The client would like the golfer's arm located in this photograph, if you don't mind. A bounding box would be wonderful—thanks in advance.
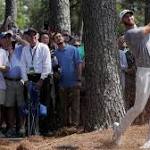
[143,24,150,35]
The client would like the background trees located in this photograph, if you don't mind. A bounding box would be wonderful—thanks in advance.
[0,0,146,33]
[49,0,71,32]
[0,0,17,31]
[0,0,148,130]
[5,0,17,23]
[145,0,150,24]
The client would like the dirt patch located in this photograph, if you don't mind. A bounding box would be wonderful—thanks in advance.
[0,124,149,150]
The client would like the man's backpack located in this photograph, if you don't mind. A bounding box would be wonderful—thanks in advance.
[125,50,135,68]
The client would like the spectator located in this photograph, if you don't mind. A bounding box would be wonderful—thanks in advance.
[72,37,85,126]
[40,30,57,132]
[4,31,28,137]
[53,32,83,128]
[21,28,53,134]
[118,36,128,91]
[0,33,9,137]
[39,31,50,46]
[73,38,84,58]
[62,30,73,44]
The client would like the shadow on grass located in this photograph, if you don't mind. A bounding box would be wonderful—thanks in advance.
[94,138,120,150]
[54,145,79,150]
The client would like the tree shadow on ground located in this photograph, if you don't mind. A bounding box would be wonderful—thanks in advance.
[94,138,120,150]
[54,145,79,150]
[55,126,84,137]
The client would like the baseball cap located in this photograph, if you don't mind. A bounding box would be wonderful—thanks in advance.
[119,9,134,21]
[0,32,6,39]
[25,28,38,36]
[0,32,12,39]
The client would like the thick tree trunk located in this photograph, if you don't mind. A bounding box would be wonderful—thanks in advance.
[0,0,17,32]
[49,0,71,33]
[5,0,17,23]
[82,0,125,130]
[145,0,150,24]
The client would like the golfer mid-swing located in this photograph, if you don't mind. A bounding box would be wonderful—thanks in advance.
[113,9,150,148]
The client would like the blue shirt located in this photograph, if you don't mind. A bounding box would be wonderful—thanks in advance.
[55,45,82,88]
[5,45,24,79]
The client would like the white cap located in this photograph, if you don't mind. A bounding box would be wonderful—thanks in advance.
[119,9,134,21]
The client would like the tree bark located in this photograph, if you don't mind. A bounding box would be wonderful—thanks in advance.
[145,0,150,24]
[49,0,71,33]
[0,0,17,31]
[82,0,125,131]
[5,0,17,23]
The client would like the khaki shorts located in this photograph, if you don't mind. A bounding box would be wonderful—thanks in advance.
[0,90,5,105]
[5,80,24,107]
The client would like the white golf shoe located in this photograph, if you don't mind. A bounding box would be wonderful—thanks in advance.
[112,122,122,145]
[140,140,150,149]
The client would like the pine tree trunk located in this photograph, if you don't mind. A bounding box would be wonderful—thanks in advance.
[82,0,125,130]
[145,0,150,24]
[0,0,17,31]
[49,0,71,33]
[5,0,17,23]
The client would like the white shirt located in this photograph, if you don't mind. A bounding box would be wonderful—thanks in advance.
[119,49,128,90]
[21,42,52,82]
[119,49,128,71]
[0,48,9,90]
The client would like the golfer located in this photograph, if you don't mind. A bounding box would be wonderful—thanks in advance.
[113,9,150,148]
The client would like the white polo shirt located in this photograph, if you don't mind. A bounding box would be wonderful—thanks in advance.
[21,42,52,82]
[0,48,9,90]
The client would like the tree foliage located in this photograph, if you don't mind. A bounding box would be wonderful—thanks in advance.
[17,0,29,29]
[0,0,5,24]
[70,0,82,33]
[27,0,49,30]
[0,0,145,32]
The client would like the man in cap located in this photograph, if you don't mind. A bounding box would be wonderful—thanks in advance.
[113,10,150,148]
[0,32,9,137]
[3,30,29,137]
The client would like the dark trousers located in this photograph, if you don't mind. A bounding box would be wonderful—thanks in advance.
[27,74,54,133]
[59,87,80,127]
